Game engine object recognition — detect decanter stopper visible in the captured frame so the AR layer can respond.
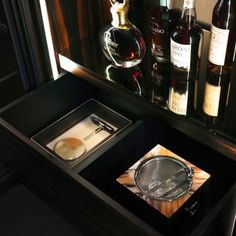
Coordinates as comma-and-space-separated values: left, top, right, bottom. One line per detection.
110, 0, 131, 28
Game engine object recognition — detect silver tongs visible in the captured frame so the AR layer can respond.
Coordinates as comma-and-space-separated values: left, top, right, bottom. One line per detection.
83, 115, 115, 141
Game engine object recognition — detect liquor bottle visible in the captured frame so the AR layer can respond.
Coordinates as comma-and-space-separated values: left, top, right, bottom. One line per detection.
202, 0, 236, 130
168, 0, 202, 116
150, 0, 171, 63
100, 0, 146, 68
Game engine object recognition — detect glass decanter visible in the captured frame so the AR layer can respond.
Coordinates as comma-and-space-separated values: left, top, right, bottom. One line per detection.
100, 0, 146, 68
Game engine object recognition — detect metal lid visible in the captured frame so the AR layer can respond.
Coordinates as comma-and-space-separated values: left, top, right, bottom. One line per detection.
54, 137, 86, 161
134, 155, 193, 201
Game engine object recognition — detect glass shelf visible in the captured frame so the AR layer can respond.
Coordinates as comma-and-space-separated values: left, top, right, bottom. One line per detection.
59, 34, 202, 115
57, 8, 236, 161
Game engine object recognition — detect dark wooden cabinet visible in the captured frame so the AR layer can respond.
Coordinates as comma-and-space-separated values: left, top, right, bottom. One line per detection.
0, 1, 25, 108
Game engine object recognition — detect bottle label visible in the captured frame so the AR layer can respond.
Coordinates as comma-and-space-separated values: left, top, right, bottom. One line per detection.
171, 39, 191, 71
151, 21, 166, 60
168, 87, 188, 115
203, 82, 221, 116
104, 31, 120, 57
208, 25, 229, 66
183, 0, 194, 9
150, 21, 165, 35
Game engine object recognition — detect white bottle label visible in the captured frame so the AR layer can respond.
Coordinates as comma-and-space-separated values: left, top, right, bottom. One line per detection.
203, 82, 221, 116
208, 25, 229, 66
183, 0, 194, 9
168, 87, 188, 115
171, 39, 191, 71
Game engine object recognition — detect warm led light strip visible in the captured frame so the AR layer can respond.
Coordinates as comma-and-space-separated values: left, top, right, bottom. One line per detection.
39, 0, 59, 79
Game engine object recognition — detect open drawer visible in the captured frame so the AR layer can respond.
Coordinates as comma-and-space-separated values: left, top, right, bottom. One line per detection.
80, 116, 235, 235
0, 74, 235, 236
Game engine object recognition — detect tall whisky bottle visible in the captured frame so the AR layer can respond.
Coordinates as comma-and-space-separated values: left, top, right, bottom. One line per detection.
168, 0, 202, 116
202, 0, 236, 130
150, 0, 171, 63
100, 0, 146, 68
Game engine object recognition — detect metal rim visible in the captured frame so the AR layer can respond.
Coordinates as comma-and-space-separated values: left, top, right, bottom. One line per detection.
134, 155, 193, 201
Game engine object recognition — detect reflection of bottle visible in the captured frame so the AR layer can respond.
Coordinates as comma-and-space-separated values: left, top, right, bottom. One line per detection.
100, 0, 146, 68
105, 64, 143, 96
168, 75, 196, 116
150, 0, 171, 63
202, 0, 236, 130
169, 0, 202, 116
150, 62, 170, 108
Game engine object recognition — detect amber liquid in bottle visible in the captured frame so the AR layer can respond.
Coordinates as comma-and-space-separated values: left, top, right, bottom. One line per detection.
202, 0, 236, 131
100, 0, 146, 68
168, 0, 202, 116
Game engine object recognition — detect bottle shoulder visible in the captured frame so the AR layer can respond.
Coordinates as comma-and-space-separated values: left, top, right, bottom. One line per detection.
100, 23, 142, 35
171, 22, 202, 44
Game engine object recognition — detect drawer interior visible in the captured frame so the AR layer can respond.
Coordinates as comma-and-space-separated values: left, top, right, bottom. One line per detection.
80, 118, 236, 235
1, 73, 235, 236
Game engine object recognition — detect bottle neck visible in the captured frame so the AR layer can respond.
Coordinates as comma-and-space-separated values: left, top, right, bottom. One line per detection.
111, 2, 132, 29
181, 0, 197, 26
212, 0, 233, 28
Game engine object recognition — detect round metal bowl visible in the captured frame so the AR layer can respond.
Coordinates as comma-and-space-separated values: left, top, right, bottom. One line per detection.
134, 155, 193, 201
54, 137, 86, 161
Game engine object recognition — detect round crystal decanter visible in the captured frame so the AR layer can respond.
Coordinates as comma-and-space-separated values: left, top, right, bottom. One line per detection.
100, 0, 146, 68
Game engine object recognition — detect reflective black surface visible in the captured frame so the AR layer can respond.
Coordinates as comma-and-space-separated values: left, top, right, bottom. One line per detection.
59, 7, 236, 145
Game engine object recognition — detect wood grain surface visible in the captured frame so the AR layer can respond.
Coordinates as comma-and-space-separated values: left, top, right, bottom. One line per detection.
116, 144, 211, 218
